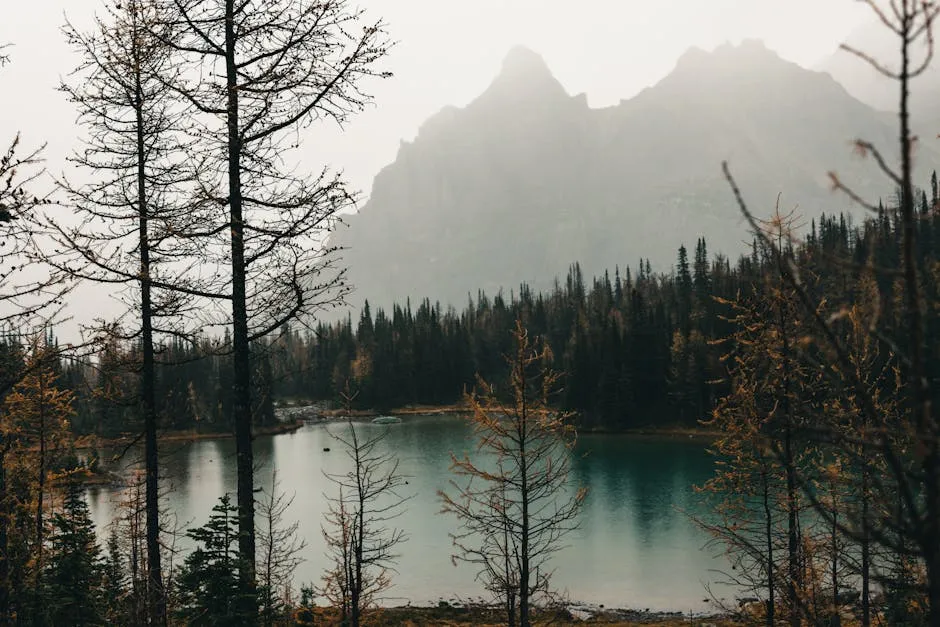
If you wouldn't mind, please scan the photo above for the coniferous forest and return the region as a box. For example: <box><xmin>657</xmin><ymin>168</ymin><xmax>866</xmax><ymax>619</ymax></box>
<box><xmin>5</xmin><ymin>1</ymin><xmax>940</xmax><ymax>626</ymax></box>
<box><xmin>42</xmin><ymin>195</ymin><xmax>935</xmax><ymax>435</ymax></box>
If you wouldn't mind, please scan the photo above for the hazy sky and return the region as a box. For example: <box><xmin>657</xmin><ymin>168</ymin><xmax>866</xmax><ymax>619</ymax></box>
<box><xmin>0</xmin><ymin>1</ymin><xmax>876</xmax><ymax>337</ymax></box>
<box><xmin>2</xmin><ymin>0</ymin><xmax>872</xmax><ymax>200</ymax></box>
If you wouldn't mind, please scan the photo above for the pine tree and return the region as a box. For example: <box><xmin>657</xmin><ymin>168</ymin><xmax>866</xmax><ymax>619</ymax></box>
<box><xmin>676</xmin><ymin>245</ymin><xmax>692</xmax><ymax>337</ymax></box>
<box><xmin>45</xmin><ymin>481</ymin><xmax>104</xmax><ymax>627</ymax></box>
<box><xmin>175</xmin><ymin>494</ymin><xmax>245</xmax><ymax>626</ymax></box>
<box><xmin>101</xmin><ymin>528</ymin><xmax>129</xmax><ymax>624</ymax></box>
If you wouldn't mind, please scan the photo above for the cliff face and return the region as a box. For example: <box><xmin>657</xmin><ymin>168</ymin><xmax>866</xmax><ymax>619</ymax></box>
<box><xmin>333</xmin><ymin>41</ymin><xmax>933</xmax><ymax>313</ymax></box>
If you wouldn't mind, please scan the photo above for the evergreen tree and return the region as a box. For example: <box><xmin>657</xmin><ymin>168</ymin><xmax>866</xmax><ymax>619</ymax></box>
<box><xmin>45</xmin><ymin>481</ymin><xmax>104</xmax><ymax>627</ymax></box>
<box><xmin>676</xmin><ymin>244</ymin><xmax>692</xmax><ymax>337</ymax></box>
<box><xmin>101</xmin><ymin>528</ymin><xmax>130</xmax><ymax>624</ymax></box>
<box><xmin>175</xmin><ymin>494</ymin><xmax>246</xmax><ymax>626</ymax></box>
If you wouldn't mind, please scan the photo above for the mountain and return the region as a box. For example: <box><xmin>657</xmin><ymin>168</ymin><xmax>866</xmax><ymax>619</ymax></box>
<box><xmin>817</xmin><ymin>21</ymin><xmax>940</xmax><ymax>130</ymax></box>
<box><xmin>333</xmin><ymin>40</ymin><xmax>935</xmax><ymax>314</ymax></box>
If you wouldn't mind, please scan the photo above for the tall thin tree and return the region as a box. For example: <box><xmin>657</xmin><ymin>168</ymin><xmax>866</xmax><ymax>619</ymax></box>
<box><xmin>49</xmin><ymin>3</ymin><xmax>205</xmax><ymax>623</ymax></box>
<box><xmin>158</xmin><ymin>1</ymin><xmax>391</xmax><ymax>614</ymax></box>
<box><xmin>440</xmin><ymin>320</ymin><xmax>586</xmax><ymax>627</ymax></box>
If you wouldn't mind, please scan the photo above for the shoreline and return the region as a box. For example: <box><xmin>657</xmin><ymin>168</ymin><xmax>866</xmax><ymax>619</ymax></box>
<box><xmin>73</xmin><ymin>418</ymin><xmax>305</xmax><ymax>451</ymax></box>
<box><xmin>317</xmin><ymin>402</ymin><xmax>472</xmax><ymax>418</ymax></box>
<box><xmin>591</xmin><ymin>425</ymin><xmax>722</xmax><ymax>440</ymax></box>
<box><xmin>73</xmin><ymin>404</ymin><xmax>720</xmax><ymax>452</ymax></box>
<box><xmin>304</xmin><ymin>603</ymin><xmax>738</xmax><ymax>625</ymax></box>
<box><xmin>317</xmin><ymin>403</ymin><xmax>720</xmax><ymax>439</ymax></box>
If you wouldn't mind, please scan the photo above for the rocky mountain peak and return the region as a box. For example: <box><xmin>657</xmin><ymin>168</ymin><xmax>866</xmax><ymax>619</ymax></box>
<box><xmin>478</xmin><ymin>45</ymin><xmax>568</xmax><ymax>104</ymax></box>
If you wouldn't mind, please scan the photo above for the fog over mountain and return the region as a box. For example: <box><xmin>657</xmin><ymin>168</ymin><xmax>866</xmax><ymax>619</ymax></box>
<box><xmin>817</xmin><ymin>20</ymin><xmax>940</xmax><ymax>134</ymax></box>
<box><xmin>334</xmin><ymin>40</ymin><xmax>933</xmax><ymax>314</ymax></box>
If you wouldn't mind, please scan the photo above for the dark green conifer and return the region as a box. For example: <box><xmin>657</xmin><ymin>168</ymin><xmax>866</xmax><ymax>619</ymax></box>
<box><xmin>45</xmin><ymin>481</ymin><xmax>104</xmax><ymax>627</ymax></box>
<box><xmin>175</xmin><ymin>494</ymin><xmax>247</xmax><ymax>626</ymax></box>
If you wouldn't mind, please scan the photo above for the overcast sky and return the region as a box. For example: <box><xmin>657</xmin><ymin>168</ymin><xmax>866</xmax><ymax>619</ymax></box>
<box><xmin>2</xmin><ymin>0</ymin><xmax>872</xmax><ymax>200</ymax></box>
<box><xmin>0</xmin><ymin>1</ymin><xmax>876</xmax><ymax>337</ymax></box>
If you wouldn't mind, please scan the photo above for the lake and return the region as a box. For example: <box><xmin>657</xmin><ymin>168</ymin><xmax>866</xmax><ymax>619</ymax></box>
<box><xmin>86</xmin><ymin>414</ymin><xmax>733</xmax><ymax>612</ymax></box>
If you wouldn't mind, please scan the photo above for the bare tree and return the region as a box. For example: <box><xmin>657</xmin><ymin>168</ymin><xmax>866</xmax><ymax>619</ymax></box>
<box><xmin>320</xmin><ymin>384</ymin><xmax>408</xmax><ymax>627</ymax></box>
<box><xmin>154</xmin><ymin>1</ymin><xmax>392</xmax><ymax>611</ymax></box>
<box><xmin>0</xmin><ymin>138</ymin><xmax>67</xmax><ymax>334</ymax></box>
<box><xmin>44</xmin><ymin>3</ymin><xmax>211</xmax><ymax>623</ymax></box>
<box><xmin>439</xmin><ymin>320</ymin><xmax>586</xmax><ymax>627</ymax></box>
<box><xmin>256</xmin><ymin>470</ymin><xmax>305</xmax><ymax>627</ymax></box>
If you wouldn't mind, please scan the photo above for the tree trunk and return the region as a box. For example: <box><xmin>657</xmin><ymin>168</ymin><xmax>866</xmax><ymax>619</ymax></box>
<box><xmin>224</xmin><ymin>1</ymin><xmax>257</xmax><ymax>622</ymax></box>
<box><xmin>352</xmin><ymin>429</ymin><xmax>365</xmax><ymax>627</ymax></box>
<box><xmin>861</xmin><ymin>470</ymin><xmax>870</xmax><ymax>627</ymax></box>
<box><xmin>518</xmin><ymin>369</ymin><xmax>530</xmax><ymax>627</ymax></box>
<box><xmin>506</xmin><ymin>591</ymin><xmax>516</xmax><ymax>627</ymax></box>
<box><xmin>897</xmin><ymin>16</ymin><xmax>940</xmax><ymax>627</ymax></box>
<box><xmin>136</xmin><ymin>63</ymin><xmax>166</xmax><ymax>627</ymax></box>
<box><xmin>263</xmin><ymin>514</ymin><xmax>273</xmax><ymax>627</ymax></box>
<box><xmin>763</xmin><ymin>469</ymin><xmax>775</xmax><ymax>627</ymax></box>
<box><xmin>33</xmin><ymin>373</ymin><xmax>45</xmax><ymax>621</ymax></box>
<box><xmin>0</xmin><ymin>444</ymin><xmax>9</xmax><ymax>627</ymax></box>
<box><xmin>777</xmin><ymin>274</ymin><xmax>801</xmax><ymax>627</ymax></box>
<box><xmin>785</xmin><ymin>435</ymin><xmax>800</xmax><ymax>627</ymax></box>
<box><xmin>131</xmin><ymin>486</ymin><xmax>141</xmax><ymax>624</ymax></box>
<box><xmin>830</xmin><ymin>499</ymin><xmax>840</xmax><ymax>627</ymax></box>
<box><xmin>504</xmin><ymin>508</ymin><xmax>516</xmax><ymax>627</ymax></box>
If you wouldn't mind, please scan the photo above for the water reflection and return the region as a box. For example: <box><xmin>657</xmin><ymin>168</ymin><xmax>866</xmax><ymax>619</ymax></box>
<box><xmin>87</xmin><ymin>415</ymin><xmax>733</xmax><ymax>611</ymax></box>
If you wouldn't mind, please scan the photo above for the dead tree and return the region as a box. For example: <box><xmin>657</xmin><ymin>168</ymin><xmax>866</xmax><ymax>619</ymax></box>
<box><xmin>440</xmin><ymin>320</ymin><xmax>586</xmax><ymax>627</ymax></box>
<box><xmin>155</xmin><ymin>2</ymin><xmax>391</xmax><ymax>613</ymax></box>
<box><xmin>256</xmin><ymin>470</ymin><xmax>305</xmax><ymax>627</ymax></box>
<box><xmin>320</xmin><ymin>397</ymin><xmax>408</xmax><ymax>627</ymax></box>
<box><xmin>47</xmin><ymin>3</ymin><xmax>213</xmax><ymax>623</ymax></box>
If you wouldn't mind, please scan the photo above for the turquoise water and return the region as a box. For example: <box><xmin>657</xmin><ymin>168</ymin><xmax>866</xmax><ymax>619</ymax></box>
<box><xmin>86</xmin><ymin>415</ymin><xmax>732</xmax><ymax>611</ymax></box>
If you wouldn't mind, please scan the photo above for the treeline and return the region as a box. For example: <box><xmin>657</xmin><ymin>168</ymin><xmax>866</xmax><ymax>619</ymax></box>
<box><xmin>43</xmin><ymin>177</ymin><xmax>940</xmax><ymax>436</ymax></box>
<box><xmin>48</xmin><ymin>331</ymin><xmax>277</xmax><ymax>438</ymax></box>
<box><xmin>259</xmin><ymin>184</ymin><xmax>940</xmax><ymax>430</ymax></box>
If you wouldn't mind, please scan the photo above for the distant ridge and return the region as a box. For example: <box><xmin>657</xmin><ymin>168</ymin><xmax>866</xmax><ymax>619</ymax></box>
<box><xmin>332</xmin><ymin>41</ymin><xmax>936</xmax><ymax>315</ymax></box>
<box><xmin>817</xmin><ymin>20</ymin><xmax>940</xmax><ymax>136</ymax></box>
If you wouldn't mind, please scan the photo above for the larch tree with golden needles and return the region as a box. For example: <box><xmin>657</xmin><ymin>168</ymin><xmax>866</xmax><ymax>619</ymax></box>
<box><xmin>722</xmin><ymin>2</ymin><xmax>940</xmax><ymax>624</ymax></box>
<box><xmin>2</xmin><ymin>341</ymin><xmax>75</xmax><ymax>624</ymax></box>
<box><xmin>699</xmin><ymin>210</ymin><xmax>822</xmax><ymax>626</ymax></box>
<box><xmin>818</xmin><ymin>272</ymin><xmax>901</xmax><ymax>627</ymax></box>
<box><xmin>440</xmin><ymin>319</ymin><xmax>586</xmax><ymax>627</ymax></box>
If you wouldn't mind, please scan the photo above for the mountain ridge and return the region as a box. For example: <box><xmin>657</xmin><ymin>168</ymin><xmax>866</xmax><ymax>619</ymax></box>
<box><xmin>334</xmin><ymin>40</ymin><xmax>936</xmax><ymax>316</ymax></box>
